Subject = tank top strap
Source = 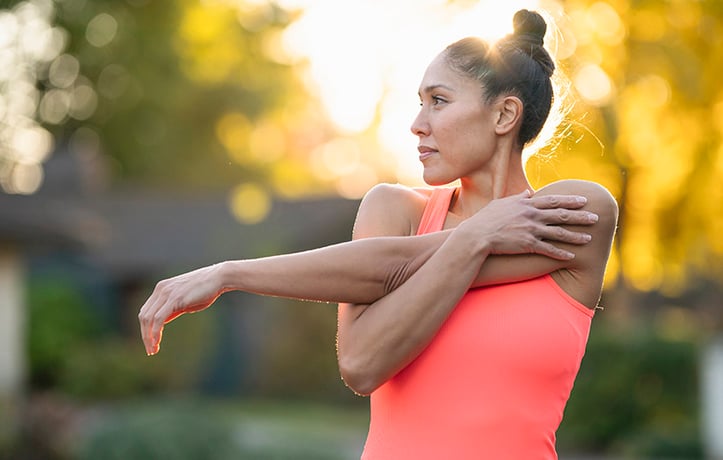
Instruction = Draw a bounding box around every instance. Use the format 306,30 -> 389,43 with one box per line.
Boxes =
416,187 -> 456,236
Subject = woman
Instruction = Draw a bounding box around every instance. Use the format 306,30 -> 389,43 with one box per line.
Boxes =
139,9 -> 617,459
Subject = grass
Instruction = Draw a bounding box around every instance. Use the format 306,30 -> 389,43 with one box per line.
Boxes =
75,397 -> 369,460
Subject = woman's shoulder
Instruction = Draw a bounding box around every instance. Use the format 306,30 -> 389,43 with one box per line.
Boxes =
537,178 -> 618,239
537,179 -> 618,211
352,183 -> 433,238
537,179 -> 618,230
538,179 -> 619,306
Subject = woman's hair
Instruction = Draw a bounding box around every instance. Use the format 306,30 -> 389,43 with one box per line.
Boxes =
444,9 -> 557,148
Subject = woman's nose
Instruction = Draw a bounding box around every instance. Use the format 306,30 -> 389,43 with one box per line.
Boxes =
410,109 -> 429,137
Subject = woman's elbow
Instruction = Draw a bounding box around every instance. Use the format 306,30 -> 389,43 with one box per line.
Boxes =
338,354 -> 384,396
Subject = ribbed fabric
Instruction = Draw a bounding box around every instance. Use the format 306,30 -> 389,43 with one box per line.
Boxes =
361,187 -> 594,460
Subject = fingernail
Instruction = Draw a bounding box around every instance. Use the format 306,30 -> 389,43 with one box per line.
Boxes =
589,213 -> 599,222
584,234 -> 592,242
577,197 -> 587,204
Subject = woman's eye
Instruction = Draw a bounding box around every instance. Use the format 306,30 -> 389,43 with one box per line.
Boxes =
419,96 -> 447,107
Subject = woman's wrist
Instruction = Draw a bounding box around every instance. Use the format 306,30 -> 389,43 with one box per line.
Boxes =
216,260 -> 245,293
451,221 -> 492,258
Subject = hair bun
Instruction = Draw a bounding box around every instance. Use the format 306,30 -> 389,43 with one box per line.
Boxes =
512,9 -> 546,46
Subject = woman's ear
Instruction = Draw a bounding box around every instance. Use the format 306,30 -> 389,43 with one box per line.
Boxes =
494,96 -> 523,136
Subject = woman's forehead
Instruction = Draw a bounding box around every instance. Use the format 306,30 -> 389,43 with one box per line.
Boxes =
418,53 -> 479,95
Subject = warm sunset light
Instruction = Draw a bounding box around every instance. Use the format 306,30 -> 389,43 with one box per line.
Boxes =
3,3 -> 723,458
276,0 -> 554,188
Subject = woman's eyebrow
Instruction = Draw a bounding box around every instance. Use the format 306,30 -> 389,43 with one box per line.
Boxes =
418,84 -> 455,96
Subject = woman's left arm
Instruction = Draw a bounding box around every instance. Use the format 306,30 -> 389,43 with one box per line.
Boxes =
138,184 -> 605,355
470,179 -> 619,307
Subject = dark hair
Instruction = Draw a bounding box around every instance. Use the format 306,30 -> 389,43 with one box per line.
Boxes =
444,9 -> 556,147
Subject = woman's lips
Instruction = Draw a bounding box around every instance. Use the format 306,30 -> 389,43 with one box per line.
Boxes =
418,146 -> 438,161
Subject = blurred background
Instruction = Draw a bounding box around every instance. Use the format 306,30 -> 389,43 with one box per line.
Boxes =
0,0 -> 721,458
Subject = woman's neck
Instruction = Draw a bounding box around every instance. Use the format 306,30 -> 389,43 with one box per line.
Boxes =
451,149 -> 531,219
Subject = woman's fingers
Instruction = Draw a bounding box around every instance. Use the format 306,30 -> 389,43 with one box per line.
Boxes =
540,208 -> 599,226
138,265 -> 224,355
138,296 -> 156,355
138,287 -> 172,355
539,224 -> 592,245
528,194 -> 588,210
533,240 -> 576,260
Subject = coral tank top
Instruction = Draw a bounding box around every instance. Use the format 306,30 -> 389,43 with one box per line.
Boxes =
360,187 -> 595,460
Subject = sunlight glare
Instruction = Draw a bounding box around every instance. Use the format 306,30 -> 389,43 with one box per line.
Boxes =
335,163 -> 378,199
281,0 -> 547,185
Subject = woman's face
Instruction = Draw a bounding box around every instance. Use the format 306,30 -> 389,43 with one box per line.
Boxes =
411,52 -> 499,185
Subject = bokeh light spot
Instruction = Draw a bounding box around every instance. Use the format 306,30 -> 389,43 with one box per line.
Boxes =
216,112 -> 252,164
49,54 -> 80,88
97,64 -> 131,99
86,13 -> 118,48
69,82 -> 98,120
9,162 -> 43,194
639,74 -> 671,109
229,183 -> 272,224
11,124 -> 53,164
574,63 -> 613,106
587,2 -> 625,45
39,88 -> 70,124
248,120 -> 286,163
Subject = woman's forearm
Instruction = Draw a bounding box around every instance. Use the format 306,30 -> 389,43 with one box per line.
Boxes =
220,233 -> 447,304
139,230 -> 453,355
338,229 -> 491,394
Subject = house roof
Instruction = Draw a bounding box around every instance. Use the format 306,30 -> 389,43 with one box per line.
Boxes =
0,151 -> 361,280
0,193 -> 105,249
80,187 -> 360,280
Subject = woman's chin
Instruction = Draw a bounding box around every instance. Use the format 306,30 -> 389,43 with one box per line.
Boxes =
422,171 -> 453,187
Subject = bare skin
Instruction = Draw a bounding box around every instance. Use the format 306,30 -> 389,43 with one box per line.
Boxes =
335,52 -> 618,394
137,189 -> 602,356
137,50 -> 618,400
337,180 -> 617,394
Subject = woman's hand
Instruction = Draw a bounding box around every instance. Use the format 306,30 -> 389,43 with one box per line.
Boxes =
138,263 -> 227,356
456,190 -> 598,260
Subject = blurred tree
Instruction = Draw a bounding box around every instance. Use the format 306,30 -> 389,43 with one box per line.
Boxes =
52,0 -> 336,197
523,0 -> 723,298
0,0 -> 340,206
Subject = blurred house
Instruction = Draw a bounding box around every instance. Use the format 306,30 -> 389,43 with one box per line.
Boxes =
0,148 -> 360,433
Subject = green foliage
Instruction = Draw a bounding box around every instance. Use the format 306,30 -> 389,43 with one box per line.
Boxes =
50,0 -> 319,191
27,277 -> 102,387
57,338 -> 162,400
557,317 -> 702,457
254,299 -> 356,404
27,274 -> 217,400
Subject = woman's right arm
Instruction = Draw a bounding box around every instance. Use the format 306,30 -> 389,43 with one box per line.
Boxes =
335,184 -> 597,395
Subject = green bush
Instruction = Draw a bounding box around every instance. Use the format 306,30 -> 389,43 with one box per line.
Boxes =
27,278 -> 102,388
58,338 -> 164,399
27,274 -> 216,400
557,317 -> 702,457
